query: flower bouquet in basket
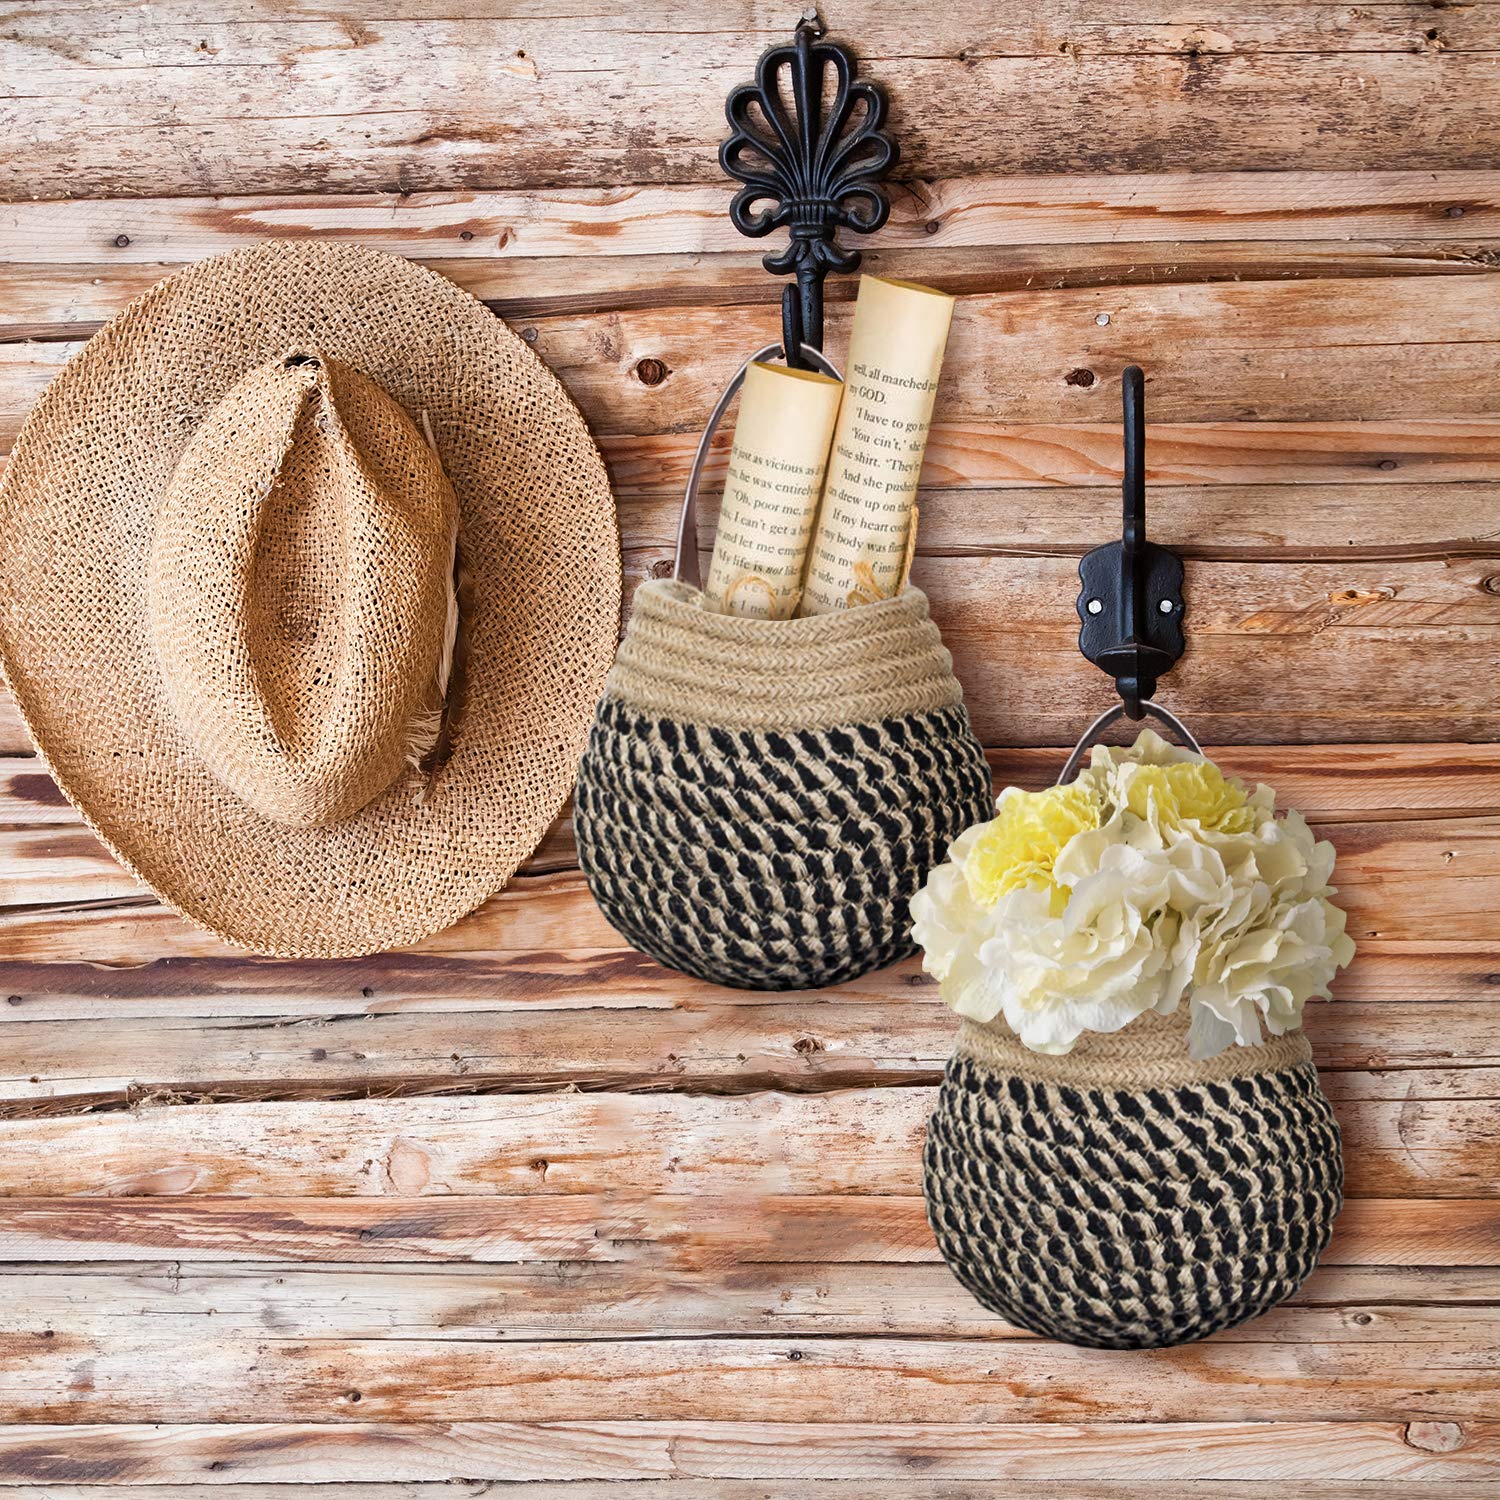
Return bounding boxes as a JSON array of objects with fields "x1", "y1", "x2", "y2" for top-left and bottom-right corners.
[{"x1": 914, "y1": 726, "x2": 1355, "y2": 1349}]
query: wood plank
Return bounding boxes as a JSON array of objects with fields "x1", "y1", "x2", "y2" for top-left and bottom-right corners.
[
  {"x1": 5, "y1": 469, "x2": 1500, "y2": 601},
  {"x1": 0, "y1": 995, "x2": 1496, "y2": 1112},
  {"x1": 9, "y1": 275, "x2": 1500, "y2": 442},
  {"x1": 5, "y1": 1262, "x2": 1498, "y2": 1342},
  {"x1": 0, "y1": 1195, "x2": 1492, "y2": 1267},
  {"x1": 9, "y1": 239, "x2": 1500, "y2": 346},
  {"x1": 0, "y1": 852, "x2": 1493, "y2": 966},
  {"x1": 12, "y1": 1486, "x2": 1500, "y2": 1500},
  {"x1": 4, "y1": 740, "x2": 1496, "y2": 912},
  {"x1": 612, "y1": 422, "x2": 1500, "y2": 499},
  {"x1": 2, "y1": 552, "x2": 1498, "y2": 757},
  {"x1": 676, "y1": 480, "x2": 1500, "y2": 560},
  {"x1": 2, "y1": 170, "x2": 1497, "y2": 271},
  {"x1": 19, "y1": 0, "x2": 1500, "y2": 60},
  {"x1": 0, "y1": 1087, "x2": 1492, "y2": 1199},
  {"x1": 536, "y1": 276, "x2": 1500, "y2": 431},
  {"x1": 0, "y1": 1417, "x2": 1493, "y2": 1485},
  {"x1": 7, "y1": 742, "x2": 1500, "y2": 829},
  {"x1": 1, "y1": 1326, "x2": 1497, "y2": 1423},
  {"x1": 4, "y1": 7, "x2": 1499, "y2": 196},
  {"x1": 0, "y1": 944, "x2": 1488, "y2": 1022},
  {"x1": 15, "y1": 737, "x2": 1500, "y2": 833},
  {"x1": 0, "y1": 801, "x2": 1492, "y2": 951},
  {"x1": 8, "y1": 420, "x2": 1500, "y2": 502},
  {"x1": 8, "y1": 1488, "x2": 1499, "y2": 1500}
]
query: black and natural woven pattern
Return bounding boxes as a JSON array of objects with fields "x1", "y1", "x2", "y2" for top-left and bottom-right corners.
[
  {"x1": 575, "y1": 697, "x2": 993, "y2": 990},
  {"x1": 924, "y1": 1044, "x2": 1344, "y2": 1349}
]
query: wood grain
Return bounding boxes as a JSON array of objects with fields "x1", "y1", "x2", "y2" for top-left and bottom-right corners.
[
  {"x1": 5, "y1": 6, "x2": 1499, "y2": 196},
  {"x1": 2, "y1": 743, "x2": 1495, "y2": 918},
  {"x1": 1, "y1": 553, "x2": 1497, "y2": 749},
  {"x1": 0, "y1": 992, "x2": 1494, "y2": 1112},
  {"x1": 9, "y1": 1488, "x2": 1500, "y2": 1500},
  {"x1": 2, "y1": 170, "x2": 1496, "y2": 271},
  {"x1": 0, "y1": 804, "x2": 1491, "y2": 961},
  {"x1": 9, "y1": 742, "x2": 1500, "y2": 825},
  {"x1": 0, "y1": 942, "x2": 1487, "y2": 1017},
  {"x1": 0, "y1": 1417, "x2": 1492, "y2": 1484},
  {"x1": 3, "y1": 1330, "x2": 1497, "y2": 1424},
  {"x1": 0, "y1": 1086, "x2": 1492, "y2": 1199},
  {"x1": 8, "y1": 273, "x2": 1500, "y2": 444},
  {"x1": 6, "y1": 1263, "x2": 1499, "y2": 1341},
  {"x1": 1, "y1": 1196, "x2": 1494, "y2": 1268}
]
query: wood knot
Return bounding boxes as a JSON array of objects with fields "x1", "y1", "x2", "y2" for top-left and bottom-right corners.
[
  {"x1": 1328, "y1": 586, "x2": 1395, "y2": 608},
  {"x1": 1404, "y1": 1421, "x2": 1466, "y2": 1453},
  {"x1": 1064, "y1": 367, "x2": 1096, "y2": 388},
  {"x1": 636, "y1": 357, "x2": 669, "y2": 387}
]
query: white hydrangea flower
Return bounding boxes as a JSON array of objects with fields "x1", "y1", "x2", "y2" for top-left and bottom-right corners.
[{"x1": 910, "y1": 731, "x2": 1356, "y2": 1059}]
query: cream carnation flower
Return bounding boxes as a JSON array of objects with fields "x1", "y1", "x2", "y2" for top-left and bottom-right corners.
[{"x1": 910, "y1": 731, "x2": 1355, "y2": 1058}]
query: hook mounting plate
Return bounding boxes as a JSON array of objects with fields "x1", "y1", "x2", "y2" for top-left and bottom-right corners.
[
  {"x1": 1076, "y1": 539, "x2": 1185, "y2": 716},
  {"x1": 1074, "y1": 366, "x2": 1187, "y2": 719}
]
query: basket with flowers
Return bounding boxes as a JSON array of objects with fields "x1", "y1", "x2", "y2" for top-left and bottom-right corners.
[{"x1": 914, "y1": 723, "x2": 1355, "y2": 1349}]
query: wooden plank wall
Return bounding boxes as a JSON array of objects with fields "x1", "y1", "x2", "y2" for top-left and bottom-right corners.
[{"x1": 1, "y1": 1, "x2": 1498, "y2": 1493}]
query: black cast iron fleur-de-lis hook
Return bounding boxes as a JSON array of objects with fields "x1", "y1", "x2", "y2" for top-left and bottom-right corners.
[{"x1": 719, "y1": 9, "x2": 898, "y2": 366}]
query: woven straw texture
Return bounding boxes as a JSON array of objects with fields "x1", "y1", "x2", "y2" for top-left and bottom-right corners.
[
  {"x1": 924, "y1": 1007, "x2": 1343, "y2": 1349},
  {"x1": 574, "y1": 580, "x2": 993, "y2": 990},
  {"x1": 0, "y1": 239, "x2": 621, "y2": 958},
  {"x1": 606, "y1": 579, "x2": 965, "y2": 730},
  {"x1": 148, "y1": 352, "x2": 458, "y2": 828}
]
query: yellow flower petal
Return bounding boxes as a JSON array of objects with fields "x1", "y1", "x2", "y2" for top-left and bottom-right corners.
[
  {"x1": 962, "y1": 783, "x2": 1100, "y2": 908},
  {"x1": 1121, "y1": 757, "x2": 1253, "y2": 834}
]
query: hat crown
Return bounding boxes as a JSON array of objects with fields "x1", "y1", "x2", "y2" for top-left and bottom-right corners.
[{"x1": 147, "y1": 352, "x2": 458, "y2": 827}]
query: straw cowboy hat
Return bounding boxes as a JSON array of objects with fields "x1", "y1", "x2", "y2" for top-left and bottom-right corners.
[{"x1": 0, "y1": 240, "x2": 621, "y2": 957}]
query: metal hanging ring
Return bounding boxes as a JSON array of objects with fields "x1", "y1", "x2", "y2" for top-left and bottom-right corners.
[
  {"x1": 672, "y1": 341, "x2": 843, "y2": 588},
  {"x1": 1058, "y1": 701, "x2": 1204, "y2": 785}
]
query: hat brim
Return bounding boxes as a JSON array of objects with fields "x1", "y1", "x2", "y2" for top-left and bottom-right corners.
[{"x1": 0, "y1": 240, "x2": 621, "y2": 957}]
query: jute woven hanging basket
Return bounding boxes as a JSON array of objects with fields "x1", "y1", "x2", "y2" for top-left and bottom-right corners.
[
  {"x1": 575, "y1": 345, "x2": 993, "y2": 991},
  {"x1": 920, "y1": 706, "x2": 1346, "y2": 1350}
]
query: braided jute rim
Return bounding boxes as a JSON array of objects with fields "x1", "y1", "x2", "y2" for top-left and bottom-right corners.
[
  {"x1": 0, "y1": 240, "x2": 621, "y2": 958},
  {"x1": 956, "y1": 1006, "x2": 1312, "y2": 1090},
  {"x1": 606, "y1": 579, "x2": 964, "y2": 729}
]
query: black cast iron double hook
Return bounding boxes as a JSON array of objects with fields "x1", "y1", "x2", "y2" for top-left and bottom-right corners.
[{"x1": 1075, "y1": 367, "x2": 1187, "y2": 720}]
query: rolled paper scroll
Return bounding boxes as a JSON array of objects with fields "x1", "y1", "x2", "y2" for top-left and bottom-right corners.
[
  {"x1": 703, "y1": 361, "x2": 844, "y2": 619},
  {"x1": 799, "y1": 277, "x2": 956, "y2": 616}
]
